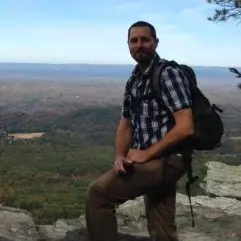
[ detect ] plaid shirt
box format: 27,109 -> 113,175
122,54 -> 192,150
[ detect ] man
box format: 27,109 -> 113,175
85,21 -> 194,241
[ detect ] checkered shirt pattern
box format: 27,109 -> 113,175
122,54 -> 192,150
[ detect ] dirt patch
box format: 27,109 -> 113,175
8,132 -> 45,140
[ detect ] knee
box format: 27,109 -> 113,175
86,179 -> 104,203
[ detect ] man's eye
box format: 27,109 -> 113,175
142,37 -> 150,42
130,38 -> 138,43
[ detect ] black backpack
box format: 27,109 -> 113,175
152,60 -> 224,151
151,60 -> 224,227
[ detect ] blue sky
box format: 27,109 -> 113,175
0,0 -> 240,66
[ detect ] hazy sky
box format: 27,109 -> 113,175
0,0 -> 240,66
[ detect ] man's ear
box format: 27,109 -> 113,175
155,38 -> 159,48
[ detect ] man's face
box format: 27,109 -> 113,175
128,26 -> 158,64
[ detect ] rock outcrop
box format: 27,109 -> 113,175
202,161 -> 241,199
0,204 -> 38,241
1,161 -> 241,241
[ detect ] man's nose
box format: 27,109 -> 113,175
136,40 -> 143,48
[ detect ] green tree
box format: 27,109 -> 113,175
207,0 -> 241,89
229,68 -> 241,89
207,0 -> 241,22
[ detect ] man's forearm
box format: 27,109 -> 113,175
146,108 -> 194,160
115,118 -> 132,158
147,124 -> 193,160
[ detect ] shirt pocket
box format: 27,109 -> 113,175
140,99 -> 161,119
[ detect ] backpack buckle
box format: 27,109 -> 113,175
212,104 -> 223,113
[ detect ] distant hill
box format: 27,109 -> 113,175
0,63 -> 240,87
0,63 -> 133,80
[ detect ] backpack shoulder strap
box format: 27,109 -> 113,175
152,60 -> 178,98
179,64 -> 197,87
152,63 -> 165,95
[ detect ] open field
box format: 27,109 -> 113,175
0,77 -> 241,114
0,79 -> 125,114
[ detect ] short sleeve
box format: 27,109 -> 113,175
161,66 -> 192,113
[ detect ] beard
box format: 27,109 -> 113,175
131,49 -> 154,64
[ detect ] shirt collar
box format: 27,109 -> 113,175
132,53 -> 161,78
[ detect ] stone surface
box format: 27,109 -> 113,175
176,193 -> 241,215
38,217 -> 86,241
1,161 -> 241,241
203,161 -> 241,199
0,204 -> 38,241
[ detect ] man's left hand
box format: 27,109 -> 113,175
127,149 -> 150,163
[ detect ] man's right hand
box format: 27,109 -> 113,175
114,156 -> 127,174
114,156 -> 133,175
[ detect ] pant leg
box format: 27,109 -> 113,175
85,154 -> 185,241
86,157 -> 168,241
145,156 -> 186,241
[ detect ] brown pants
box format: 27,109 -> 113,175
85,154 -> 185,241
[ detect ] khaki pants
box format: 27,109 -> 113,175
85,154 -> 185,241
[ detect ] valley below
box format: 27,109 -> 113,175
0,67 -> 240,240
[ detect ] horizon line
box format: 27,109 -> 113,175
0,61 -> 240,69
